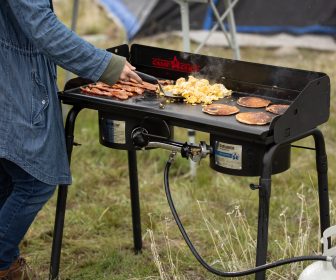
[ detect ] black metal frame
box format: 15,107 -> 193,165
49,105 -> 330,280
49,44 -> 330,279
49,106 -> 80,279
255,128 -> 329,280
49,106 -> 143,279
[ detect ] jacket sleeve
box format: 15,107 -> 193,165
7,0 -> 124,81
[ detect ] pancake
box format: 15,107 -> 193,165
237,97 -> 271,108
236,112 -> 273,125
202,104 -> 240,116
266,104 -> 289,115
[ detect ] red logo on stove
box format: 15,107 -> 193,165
152,56 -> 200,73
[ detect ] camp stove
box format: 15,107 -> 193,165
50,44 -> 332,280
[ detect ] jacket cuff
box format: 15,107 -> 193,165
99,54 -> 126,85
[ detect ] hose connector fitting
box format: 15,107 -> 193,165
168,151 -> 178,164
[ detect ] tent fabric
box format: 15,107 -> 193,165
98,0 -> 336,40
97,0 -> 158,39
231,0 -> 336,34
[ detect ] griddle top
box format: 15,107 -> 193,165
59,44 -> 330,145
60,88 -> 278,144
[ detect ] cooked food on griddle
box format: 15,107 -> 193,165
119,78 -> 158,91
113,83 -> 145,95
162,76 -> 232,105
80,84 -> 130,99
266,104 -> 289,115
236,112 -> 273,125
237,97 -> 271,108
80,79 -> 157,100
202,104 -> 239,116
158,79 -> 174,86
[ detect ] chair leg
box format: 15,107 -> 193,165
224,0 -> 240,59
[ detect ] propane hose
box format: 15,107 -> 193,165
164,152 -> 333,277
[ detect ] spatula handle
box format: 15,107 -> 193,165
134,71 -> 158,84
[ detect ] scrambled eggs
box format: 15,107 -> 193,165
163,76 -> 232,105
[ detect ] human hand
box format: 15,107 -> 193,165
119,61 -> 142,83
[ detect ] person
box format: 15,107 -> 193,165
0,1 -> 142,279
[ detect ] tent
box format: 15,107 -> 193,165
98,0 -> 336,40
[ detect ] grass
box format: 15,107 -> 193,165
21,1 -> 336,279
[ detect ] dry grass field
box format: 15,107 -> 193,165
20,1 -> 336,279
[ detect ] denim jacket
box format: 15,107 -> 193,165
0,1 -> 114,185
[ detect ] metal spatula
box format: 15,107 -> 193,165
134,71 -> 184,100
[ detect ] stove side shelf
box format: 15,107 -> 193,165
272,74 -> 330,143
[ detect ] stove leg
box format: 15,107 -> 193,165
255,144 -> 278,280
128,150 -> 142,253
49,106 -> 82,280
255,178 -> 271,280
313,129 -> 330,249
49,185 -> 68,280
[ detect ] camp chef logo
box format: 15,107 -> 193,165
152,56 -> 200,73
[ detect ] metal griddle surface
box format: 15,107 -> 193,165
60,87 -> 282,142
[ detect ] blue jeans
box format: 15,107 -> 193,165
0,159 -> 55,269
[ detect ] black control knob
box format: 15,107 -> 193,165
131,127 -> 149,148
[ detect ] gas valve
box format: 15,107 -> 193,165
131,127 -> 212,162
131,127 -> 149,148
181,141 -> 212,162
